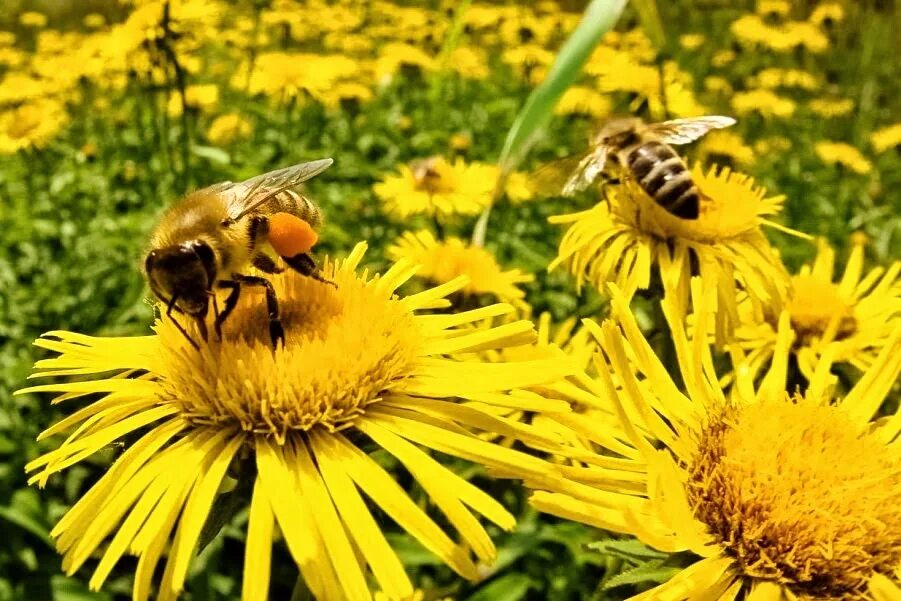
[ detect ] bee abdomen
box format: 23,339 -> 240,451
271,189 -> 322,228
627,142 -> 699,219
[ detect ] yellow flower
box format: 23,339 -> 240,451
808,97 -> 855,117
167,84 -> 220,117
205,113 -> 252,146
0,99 -> 69,154
711,49 -> 736,67
528,285 -> 901,601
731,14 -> 828,53
554,86 -> 612,118
732,89 -> 797,118
752,67 -> 818,90
83,13 -> 107,29
319,82 -> 374,110
448,46 -> 489,80
374,157 -> 494,219
245,52 -> 359,102
449,132 -> 471,152
870,123 -> 901,154
388,230 -> 534,308
703,75 -> 733,96
810,2 -> 845,26
19,11 -> 48,28
20,243 -> 575,601
754,135 -> 792,155
503,171 -> 536,204
679,33 -> 705,50
588,46 -> 658,99
696,130 -> 754,165
815,141 -> 873,174
501,44 -> 554,84
550,165 -> 792,341
0,31 -> 15,46
756,0 -> 791,17
730,238 -> 900,379
374,42 -> 435,81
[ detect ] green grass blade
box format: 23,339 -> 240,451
497,0 -> 628,174
631,0 -> 666,49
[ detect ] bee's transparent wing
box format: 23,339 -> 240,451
645,116 -> 736,145
226,158 -> 334,220
561,146 -> 609,196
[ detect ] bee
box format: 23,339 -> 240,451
561,115 -> 736,219
144,159 -> 334,349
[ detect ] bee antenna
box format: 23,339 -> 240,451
166,294 -> 200,351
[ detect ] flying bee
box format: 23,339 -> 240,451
560,115 -> 737,219
144,159 -> 334,350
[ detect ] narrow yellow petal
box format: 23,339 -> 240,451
629,557 -> 735,601
746,580 -> 786,601
242,478 -> 275,601
310,432 -> 414,600
868,572 -> 901,601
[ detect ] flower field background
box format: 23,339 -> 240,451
0,1 -> 899,600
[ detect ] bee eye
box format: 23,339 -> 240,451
190,242 -> 217,284
144,250 -> 158,274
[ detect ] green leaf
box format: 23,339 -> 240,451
191,145 -> 232,165
465,574 -> 534,601
51,575 -> 112,601
631,0 -> 666,49
602,559 -> 681,590
497,0 -> 628,174
588,538 -> 670,562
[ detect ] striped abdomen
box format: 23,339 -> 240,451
624,141 -> 699,219
262,189 -> 323,228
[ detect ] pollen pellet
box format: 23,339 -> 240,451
268,212 -> 318,257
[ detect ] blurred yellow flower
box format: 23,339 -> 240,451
756,0 -> 792,17
711,49 -> 736,67
83,13 -> 107,29
503,171 -> 536,204
167,84 -> 220,116
754,135 -> 793,155
697,130 -> 754,165
732,14 -> 828,53
21,243 -> 573,601
730,238 -> 901,380
732,89 -> 797,118
502,45 -> 553,84
815,141 -> 873,174
374,157 -> 494,219
870,123 -> 901,154
245,52 -> 359,102
205,112 -> 252,146
374,42 -> 435,80
320,82 -> 374,110
449,46 -> 490,80
810,2 -> 845,26
752,67 -> 818,90
388,230 -> 534,307
550,165 -> 791,341
808,97 -> 855,117
0,31 -> 15,46
703,75 -> 733,96
554,86 -> 612,118
527,285 -> 901,601
679,33 -> 705,50
449,132 -> 471,152
0,99 -> 69,154
19,11 -> 48,28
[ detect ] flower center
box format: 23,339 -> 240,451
687,399 -> 901,598
787,275 -> 857,343
154,266 -> 422,440
411,157 -> 456,195
613,165 -> 774,243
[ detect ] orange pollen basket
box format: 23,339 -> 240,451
268,212 -> 318,256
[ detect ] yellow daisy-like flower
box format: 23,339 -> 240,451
679,33 -> 706,50
167,83 -> 220,117
206,112 -> 252,146
696,130 -> 754,165
0,98 -> 69,154
730,238 -> 900,379
244,52 -> 359,102
20,243 -> 574,601
550,165 -> 791,340
871,122 -> 901,154
808,97 -> 855,117
449,46 -> 490,80
756,0 -> 791,18
528,285 -> 901,601
731,89 -> 797,118
553,86 -> 612,118
815,141 -> 873,175
374,42 -> 435,81
374,157 -> 494,219
810,2 -> 845,26
19,11 -> 48,28
388,230 -> 534,308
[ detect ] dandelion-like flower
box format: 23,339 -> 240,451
729,238 -> 900,379
205,112 -> 252,146
374,157 -> 494,219
815,141 -> 873,175
21,243 -> 575,601
870,122 -> 901,154
528,284 -> 901,600
550,165 -> 792,339
388,230 -> 533,308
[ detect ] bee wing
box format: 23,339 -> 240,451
645,116 -> 736,145
530,155 -> 588,197
226,158 -> 334,220
561,146 -> 609,196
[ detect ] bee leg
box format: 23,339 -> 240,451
215,280 -> 241,340
166,295 -> 200,350
231,274 -> 285,348
247,215 -> 269,253
282,253 -> 337,288
251,253 -> 284,274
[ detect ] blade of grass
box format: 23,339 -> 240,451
472,0 -> 628,246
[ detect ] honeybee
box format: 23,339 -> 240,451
144,159 -> 334,349
561,115 -> 736,219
